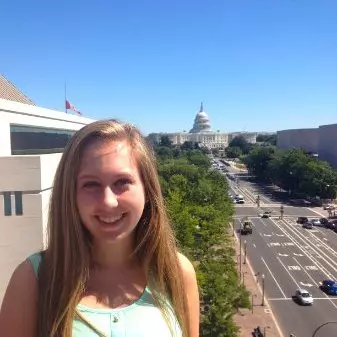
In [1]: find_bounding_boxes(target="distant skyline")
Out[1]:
[1,0,337,135]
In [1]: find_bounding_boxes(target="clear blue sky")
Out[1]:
[1,0,337,135]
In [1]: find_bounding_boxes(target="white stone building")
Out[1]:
[0,76,94,304]
[147,103,257,149]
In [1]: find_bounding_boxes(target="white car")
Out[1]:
[235,195,245,204]
[324,204,335,211]
[294,289,313,305]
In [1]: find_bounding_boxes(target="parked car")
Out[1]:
[320,218,330,226]
[303,222,313,229]
[297,217,309,224]
[321,280,337,295]
[310,219,323,226]
[294,289,313,305]
[326,221,337,230]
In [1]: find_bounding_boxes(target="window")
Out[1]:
[10,125,75,155]
[3,192,12,216]
[14,191,23,215]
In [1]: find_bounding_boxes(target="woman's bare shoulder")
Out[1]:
[177,252,197,278]
[177,252,200,337]
[0,259,38,337]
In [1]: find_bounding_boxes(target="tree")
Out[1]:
[244,146,276,181]
[181,141,200,150]
[156,147,250,336]
[256,134,277,145]
[160,135,173,147]
[228,136,251,154]
[225,146,242,159]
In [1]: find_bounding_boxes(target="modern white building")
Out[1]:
[147,103,257,149]
[0,76,95,305]
[277,124,337,167]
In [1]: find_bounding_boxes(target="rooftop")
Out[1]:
[0,75,35,106]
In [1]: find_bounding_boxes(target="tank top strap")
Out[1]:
[27,252,43,276]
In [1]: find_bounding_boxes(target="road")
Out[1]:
[215,160,337,337]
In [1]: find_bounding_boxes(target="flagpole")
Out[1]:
[64,82,67,113]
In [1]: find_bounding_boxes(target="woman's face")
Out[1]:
[76,139,146,246]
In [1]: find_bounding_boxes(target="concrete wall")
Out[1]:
[0,98,95,305]
[277,128,319,154]
[0,154,64,303]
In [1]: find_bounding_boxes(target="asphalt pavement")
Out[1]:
[214,159,337,337]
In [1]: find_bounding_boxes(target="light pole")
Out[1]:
[244,240,247,264]
[242,271,248,285]
[239,222,242,280]
[262,274,265,306]
[251,293,257,313]
[264,326,270,336]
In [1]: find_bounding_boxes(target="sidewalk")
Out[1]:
[233,233,283,337]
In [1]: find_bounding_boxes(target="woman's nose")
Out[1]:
[102,187,118,208]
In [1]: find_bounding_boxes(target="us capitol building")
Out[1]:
[147,103,257,149]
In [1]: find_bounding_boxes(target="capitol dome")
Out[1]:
[189,102,212,133]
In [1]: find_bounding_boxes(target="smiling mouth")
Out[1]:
[96,214,125,225]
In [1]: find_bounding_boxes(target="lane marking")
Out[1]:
[261,257,287,298]
[277,257,300,288]
[270,218,334,279]
[281,218,337,277]
[293,257,337,309]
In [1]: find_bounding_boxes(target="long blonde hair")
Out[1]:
[36,119,189,336]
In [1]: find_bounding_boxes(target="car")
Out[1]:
[235,195,245,204]
[294,289,313,305]
[310,219,323,226]
[321,280,337,295]
[324,204,335,210]
[297,217,309,224]
[303,222,313,229]
[326,221,337,230]
[320,217,330,226]
[260,211,272,218]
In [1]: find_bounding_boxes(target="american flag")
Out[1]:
[65,99,82,115]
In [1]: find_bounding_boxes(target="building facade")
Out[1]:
[148,103,257,149]
[0,97,95,304]
[277,124,337,167]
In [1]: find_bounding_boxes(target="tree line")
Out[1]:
[154,141,250,336]
[224,135,337,200]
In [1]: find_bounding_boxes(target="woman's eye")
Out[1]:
[83,181,100,188]
[115,179,132,187]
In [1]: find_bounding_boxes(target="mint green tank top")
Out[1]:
[28,253,182,337]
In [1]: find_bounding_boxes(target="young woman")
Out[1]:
[0,119,200,337]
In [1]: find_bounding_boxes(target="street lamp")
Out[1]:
[256,194,260,207]
[239,222,242,280]
[243,240,247,264]
[242,271,248,285]
[264,326,270,336]
[262,274,265,306]
[289,171,293,196]
[251,293,257,313]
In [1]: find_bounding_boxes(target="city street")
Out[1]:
[219,161,337,337]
